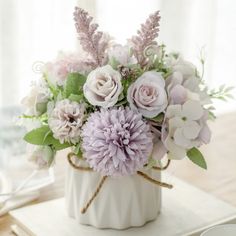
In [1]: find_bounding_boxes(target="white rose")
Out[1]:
[83,65,123,108]
[27,145,55,169]
[127,71,168,118]
[21,80,50,116]
[108,44,136,66]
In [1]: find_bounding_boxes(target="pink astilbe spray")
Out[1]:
[73,7,110,67]
[131,11,160,67]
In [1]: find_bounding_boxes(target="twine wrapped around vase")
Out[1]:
[67,152,173,214]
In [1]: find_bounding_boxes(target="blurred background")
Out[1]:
[0,0,236,220]
[0,0,236,112]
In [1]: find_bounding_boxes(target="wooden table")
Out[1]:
[1,111,236,235]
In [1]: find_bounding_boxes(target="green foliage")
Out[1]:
[20,113,48,124]
[43,74,59,98]
[149,113,164,123]
[115,99,128,107]
[116,76,133,107]
[206,106,217,120]
[68,94,84,103]
[109,57,120,69]
[24,126,71,150]
[145,157,157,169]
[65,73,86,98]
[187,147,207,170]
[73,142,83,158]
[24,126,50,145]
[209,85,234,101]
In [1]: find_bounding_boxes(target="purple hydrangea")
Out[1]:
[81,107,153,176]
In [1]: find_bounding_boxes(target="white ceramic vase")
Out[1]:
[65,158,161,229]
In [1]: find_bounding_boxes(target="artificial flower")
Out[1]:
[21,79,50,116]
[108,44,136,66]
[44,52,92,86]
[127,71,168,118]
[166,71,211,105]
[83,65,123,108]
[163,100,211,159]
[165,54,196,79]
[81,107,153,176]
[48,99,85,144]
[27,145,55,169]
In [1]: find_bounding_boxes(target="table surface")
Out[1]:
[1,111,236,236]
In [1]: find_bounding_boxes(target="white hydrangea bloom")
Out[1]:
[165,54,196,79]
[163,100,211,160]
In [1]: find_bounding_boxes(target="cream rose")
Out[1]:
[108,44,136,66]
[21,80,50,116]
[127,71,167,118]
[83,65,123,108]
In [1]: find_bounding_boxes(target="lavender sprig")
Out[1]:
[131,11,161,68]
[73,7,110,67]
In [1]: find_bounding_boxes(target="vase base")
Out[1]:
[67,211,160,230]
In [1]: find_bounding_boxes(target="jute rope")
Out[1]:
[152,159,171,171]
[137,171,173,189]
[81,176,107,214]
[67,153,173,214]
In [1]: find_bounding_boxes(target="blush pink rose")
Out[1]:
[127,71,168,118]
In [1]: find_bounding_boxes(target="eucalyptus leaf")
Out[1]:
[187,147,207,169]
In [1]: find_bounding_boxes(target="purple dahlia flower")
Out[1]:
[81,107,153,176]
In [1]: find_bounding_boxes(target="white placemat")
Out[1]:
[10,175,236,236]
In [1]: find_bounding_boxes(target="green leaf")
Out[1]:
[150,113,164,123]
[65,73,86,97]
[44,74,59,98]
[145,157,157,170]
[24,126,51,145]
[115,99,128,107]
[45,135,71,151]
[68,94,84,103]
[118,92,125,101]
[109,57,119,69]
[187,147,207,169]
[73,143,83,158]
[24,126,71,150]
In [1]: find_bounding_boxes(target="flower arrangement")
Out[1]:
[22,7,233,176]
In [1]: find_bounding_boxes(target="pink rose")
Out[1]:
[127,71,168,118]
